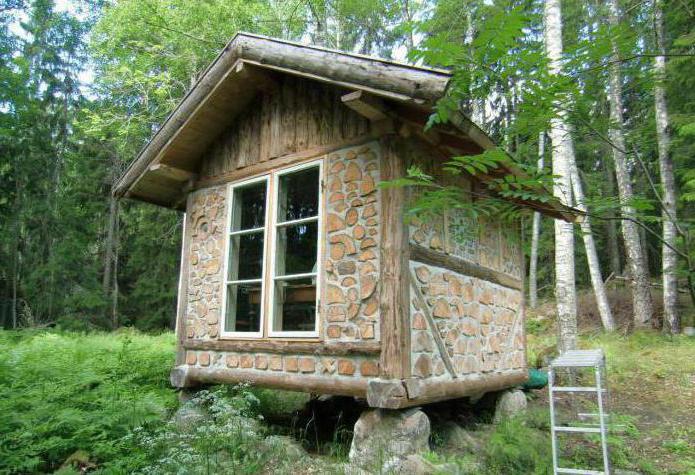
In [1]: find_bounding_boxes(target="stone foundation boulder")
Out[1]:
[173,402,207,430]
[385,454,438,474]
[349,407,431,473]
[439,421,485,453]
[493,389,527,423]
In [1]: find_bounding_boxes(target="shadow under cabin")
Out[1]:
[114,33,577,410]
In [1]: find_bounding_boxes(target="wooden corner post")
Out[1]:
[175,194,194,366]
[378,135,411,381]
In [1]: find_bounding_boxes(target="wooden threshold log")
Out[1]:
[171,365,368,397]
[410,244,523,291]
[400,370,528,407]
[365,370,528,409]
[183,339,381,356]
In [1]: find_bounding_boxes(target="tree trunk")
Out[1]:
[544,0,577,353]
[11,162,22,329]
[654,0,679,334]
[308,1,328,47]
[568,151,616,331]
[111,201,120,329]
[603,156,622,276]
[529,132,544,309]
[103,192,118,323]
[11,220,19,329]
[400,0,415,52]
[607,0,654,327]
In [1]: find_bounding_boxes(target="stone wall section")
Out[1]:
[409,262,525,380]
[183,350,380,378]
[184,185,227,340]
[322,142,381,342]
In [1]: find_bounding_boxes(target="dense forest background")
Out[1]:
[1,0,694,338]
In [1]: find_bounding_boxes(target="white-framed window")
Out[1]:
[268,160,323,337]
[221,159,323,339]
[221,175,270,338]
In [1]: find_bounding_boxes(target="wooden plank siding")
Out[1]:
[199,75,372,180]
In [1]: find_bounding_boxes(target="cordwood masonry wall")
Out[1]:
[405,143,526,382]
[181,142,383,382]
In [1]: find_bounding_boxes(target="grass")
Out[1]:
[1,320,693,474]
[524,312,695,474]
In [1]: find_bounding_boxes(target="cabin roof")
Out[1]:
[114,32,578,222]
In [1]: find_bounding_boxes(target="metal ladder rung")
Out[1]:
[578,413,608,420]
[557,468,604,474]
[554,426,602,434]
[551,386,606,392]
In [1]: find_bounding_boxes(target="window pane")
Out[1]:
[272,277,316,332]
[227,232,264,281]
[225,282,262,333]
[231,181,266,231]
[277,166,319,222]
[275,221,318,276]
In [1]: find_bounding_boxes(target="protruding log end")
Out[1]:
[366,379,408,409]
[170,365,191,388]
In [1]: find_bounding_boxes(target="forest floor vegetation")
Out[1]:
[1,296,693,474]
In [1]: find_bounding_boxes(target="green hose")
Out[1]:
[523,368,548,390]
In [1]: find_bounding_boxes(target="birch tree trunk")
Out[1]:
[654,0,679,334]
[544,0,577,353]
[529,132,544,309]
[607,0,654,327]
[568,151,616,331]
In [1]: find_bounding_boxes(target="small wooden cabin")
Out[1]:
[115,33,574,409]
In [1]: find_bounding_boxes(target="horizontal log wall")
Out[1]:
[173,364,369,397]
[200,75,371,179]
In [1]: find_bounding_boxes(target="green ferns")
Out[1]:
[0,330,177,473]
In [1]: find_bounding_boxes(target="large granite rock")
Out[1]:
[349,408,431,472]
[385,454,438,474]
[439,421,485,453]
[172,402,207,430]
[493,389,527,423]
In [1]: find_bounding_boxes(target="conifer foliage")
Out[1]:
[1,0,694,336]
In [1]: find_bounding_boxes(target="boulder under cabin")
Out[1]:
[114,33,575,409]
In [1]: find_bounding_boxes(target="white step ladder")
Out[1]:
[549,349,611,475]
